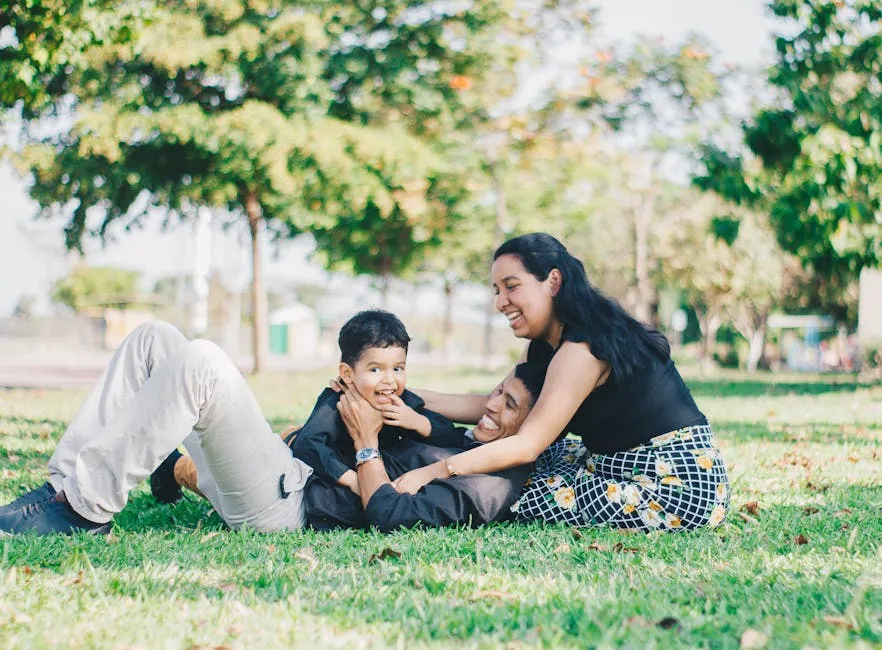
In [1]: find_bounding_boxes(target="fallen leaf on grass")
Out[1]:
[587,543,610,552]
[295,547,318,571]
[794,534,809,545]
[656,617,680,630]
[612,542,638,554]
[834,508,852,516]
[200,531,221,543]
[554,543,571,554]
[802,506,820,515]
[624,616,648,627]
[805,481,830,493]
[822,615,854,629]
[570,528,583,540]
[846,526,859,550]
[847,456,859,463]
[471,589,516,601]
[368,547,401,563]
[740,502,760,515]
[740,629,768,649]
[738,512,759,525]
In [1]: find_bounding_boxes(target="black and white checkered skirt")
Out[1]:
[511,424,729,531]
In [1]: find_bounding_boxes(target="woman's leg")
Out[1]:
[513,426,729,531]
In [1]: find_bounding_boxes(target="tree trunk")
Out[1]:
[245,190,267,375]
[442,278,454,367]
[632,193,654,324]
[696,309,720,371]
[746,324,767,373]
[483,159,508,367]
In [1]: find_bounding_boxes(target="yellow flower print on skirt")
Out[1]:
[554,486,576,509]
[511,424,730,532]
[708,504,727,528]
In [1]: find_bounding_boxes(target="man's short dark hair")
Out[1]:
[338,310,411,366]
[513,362,546,405]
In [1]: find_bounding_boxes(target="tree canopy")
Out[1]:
[697,0,882,281]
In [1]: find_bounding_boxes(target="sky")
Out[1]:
[0,0,780,317]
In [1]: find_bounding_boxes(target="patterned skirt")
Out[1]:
[510,424,729,532]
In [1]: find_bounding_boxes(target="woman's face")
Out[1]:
[491,254,559,341]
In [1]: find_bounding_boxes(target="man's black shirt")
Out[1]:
[289,388,531,532]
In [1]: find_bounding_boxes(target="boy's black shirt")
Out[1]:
[290,388,465,483]
[289,388,531,532]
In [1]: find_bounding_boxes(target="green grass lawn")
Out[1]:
[1,368,880,649]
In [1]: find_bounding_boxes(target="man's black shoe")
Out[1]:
[150,449,183,504]
[0,482,56,516]
[0,495,111,536]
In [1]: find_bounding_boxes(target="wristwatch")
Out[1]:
[355,447,381,467]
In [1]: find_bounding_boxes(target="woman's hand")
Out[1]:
[391,461,446,495]
[336,381,383,448]
[380,395,430,436]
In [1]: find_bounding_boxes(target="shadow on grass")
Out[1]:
[713,420,880,445]
[687,375,864,398]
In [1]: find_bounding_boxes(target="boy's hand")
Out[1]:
[337,469,361,496]
[380,395,431,437]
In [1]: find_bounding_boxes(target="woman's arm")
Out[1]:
[408,389,488,425]
[410,343,530,424]
[393,341,607,493]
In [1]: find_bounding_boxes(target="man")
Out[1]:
[0,322,312,535]
[163,362,545,532]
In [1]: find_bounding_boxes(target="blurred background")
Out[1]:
[1,0,880,383]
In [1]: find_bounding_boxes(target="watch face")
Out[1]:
[356,448,378,463]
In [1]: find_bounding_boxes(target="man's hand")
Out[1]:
[380,395,431,436]
[391,461,447,495]
[336,381,383,449]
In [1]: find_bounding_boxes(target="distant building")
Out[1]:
[269,302,321,358]
[858,268,882,346]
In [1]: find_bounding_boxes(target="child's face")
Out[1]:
[339,346,407,410]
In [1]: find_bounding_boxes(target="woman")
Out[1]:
[395,233,729,531]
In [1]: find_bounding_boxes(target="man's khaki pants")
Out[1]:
[47,321,312,530]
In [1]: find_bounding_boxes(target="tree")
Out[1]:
[567,36,732,324]
[0,0,138,116]
[15,1,512,373]
[658,193,798,372]
[697,0,882,283]
[51,265,141,313]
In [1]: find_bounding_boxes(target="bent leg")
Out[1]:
[48,321,188,492]
[63,338,311,530]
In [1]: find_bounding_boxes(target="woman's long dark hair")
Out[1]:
[494,233,671,380]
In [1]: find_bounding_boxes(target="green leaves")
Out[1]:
[699,0,882,280]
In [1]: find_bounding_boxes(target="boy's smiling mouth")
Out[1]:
[374,389,397,405]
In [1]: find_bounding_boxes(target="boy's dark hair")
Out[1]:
[338,309,411,366]
[513,362,546,405]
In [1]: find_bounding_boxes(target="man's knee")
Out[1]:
[183,339,239,377]
[132,320,186,348]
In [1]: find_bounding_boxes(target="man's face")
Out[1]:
[472,373,534,443]
[340,346,407,410]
